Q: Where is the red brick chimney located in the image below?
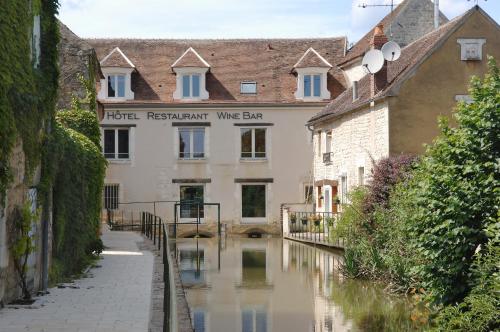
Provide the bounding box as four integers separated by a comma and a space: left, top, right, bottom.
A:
370, 24, 388, 97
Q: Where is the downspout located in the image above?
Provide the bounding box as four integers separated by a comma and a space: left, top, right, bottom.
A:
306, 124, 316, 214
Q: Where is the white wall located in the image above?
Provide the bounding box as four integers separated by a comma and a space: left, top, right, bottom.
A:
342, 61, 367, 88
100, 106, 319, 229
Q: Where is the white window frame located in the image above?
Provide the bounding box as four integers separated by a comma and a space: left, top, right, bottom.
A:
240, 81, 257, 94
181, 74, 201, 99
240, 183, 267, 224
98, 68, 135, 101
179, 184, 205, 223
178, 127, 206, 160
173, 67, 209, 101
102, 127, 131, 161
107, 74, 126, 98
240, 128, 267, 160
340, 175, 348, 204
240, 306, 269, 332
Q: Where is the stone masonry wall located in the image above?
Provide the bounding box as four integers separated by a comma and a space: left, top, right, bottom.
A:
314, 101, 389, 208
389, 0, 448, 48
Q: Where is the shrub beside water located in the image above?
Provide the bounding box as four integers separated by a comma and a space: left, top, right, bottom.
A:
338, 58, 500, 329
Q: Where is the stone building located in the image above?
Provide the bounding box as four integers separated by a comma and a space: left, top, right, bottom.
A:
341, 0, 448, 87
308, 6, 500, 213
57, 21, 103, 112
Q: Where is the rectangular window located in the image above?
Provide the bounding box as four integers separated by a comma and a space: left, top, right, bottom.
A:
304, 75, 311, 97
304, 74, 322, 98
179, 249, 205, 285
179, 128, 205, 159
242, 308, 267, 332
326, 131, 332, 153
341, 175, 348, 203
241, 82, 257, 94
304, 185, 313, 204
192, 310, 206, 332
241, 128, 266, 159
103, 184, 119, 210
182, 74, 201, 98
358, 167, 365, 186
180, 185, 204, 219
242, 185, 266, 218
242, 250, 266, 284
313, 74, 321, 97
103, 128, 130, 159
107, 75, 126, 98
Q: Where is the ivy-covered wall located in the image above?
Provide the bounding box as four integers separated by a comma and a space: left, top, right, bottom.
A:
0, 0, 60, 302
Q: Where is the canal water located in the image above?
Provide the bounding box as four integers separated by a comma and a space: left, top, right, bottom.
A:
174, 237, 426, 332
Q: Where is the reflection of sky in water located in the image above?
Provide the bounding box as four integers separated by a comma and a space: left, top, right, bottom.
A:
175, 238, 426, 332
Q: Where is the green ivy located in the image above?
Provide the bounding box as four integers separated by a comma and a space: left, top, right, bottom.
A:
0, 0, 60, 195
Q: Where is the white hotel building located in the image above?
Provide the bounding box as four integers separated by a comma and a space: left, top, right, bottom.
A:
90, 38, 347, 235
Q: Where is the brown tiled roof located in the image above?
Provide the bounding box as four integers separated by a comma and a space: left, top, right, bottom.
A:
100, 47, 135, 68
308, 11, 471, 124
172, 47, 210, 68
87, 38, 347, 104
294, 48, 332, 68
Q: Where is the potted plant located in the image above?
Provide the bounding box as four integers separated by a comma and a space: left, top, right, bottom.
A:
313, 214, 322, 227
301, 215, 308, 226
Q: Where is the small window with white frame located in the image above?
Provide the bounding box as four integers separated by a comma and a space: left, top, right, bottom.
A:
241, 128, 266, 159
182, 74, 201, 98
241, 81, 257, 94
179, 127, 205, 159
103, 184, 119, 210
358, 167, 365, 186
340, 175, 348, 204
103, 128, 130, 160
303, 74, 322, 97
107, 74, 126, 98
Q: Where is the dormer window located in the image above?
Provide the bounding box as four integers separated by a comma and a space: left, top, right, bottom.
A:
98, 47, 136, 101
182, 74, 201, 98
241, 82, 257, 94
172, 47, 210, 101
293, 48, 332, 101
107, 74, 126, 98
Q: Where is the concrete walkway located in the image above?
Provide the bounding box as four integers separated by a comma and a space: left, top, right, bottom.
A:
0, 228, 154, 332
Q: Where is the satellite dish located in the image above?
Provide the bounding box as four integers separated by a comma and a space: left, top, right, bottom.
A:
362, 49, 384, 74
381, 41, 401, 61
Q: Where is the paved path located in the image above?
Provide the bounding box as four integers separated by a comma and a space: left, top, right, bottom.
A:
0, 228, 154, 332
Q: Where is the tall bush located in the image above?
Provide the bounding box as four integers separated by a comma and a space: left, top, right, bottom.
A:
408, 57, 500, 305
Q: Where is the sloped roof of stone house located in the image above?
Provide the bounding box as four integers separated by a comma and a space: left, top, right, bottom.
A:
340, 0, 448, 67
308, 6, 497, 124
86, 38, 347, 104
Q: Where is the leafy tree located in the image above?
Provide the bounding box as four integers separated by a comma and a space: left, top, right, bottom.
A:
408, 57, 499, 305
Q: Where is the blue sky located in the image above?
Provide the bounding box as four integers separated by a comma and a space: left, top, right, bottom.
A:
59, 0, 499, 45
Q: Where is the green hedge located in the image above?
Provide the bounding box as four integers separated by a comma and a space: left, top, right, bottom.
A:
44, 122, 106, 278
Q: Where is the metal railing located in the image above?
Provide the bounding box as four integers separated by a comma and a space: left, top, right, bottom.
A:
140, 211, 177, 332
285, 211, 346, 248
